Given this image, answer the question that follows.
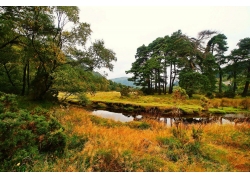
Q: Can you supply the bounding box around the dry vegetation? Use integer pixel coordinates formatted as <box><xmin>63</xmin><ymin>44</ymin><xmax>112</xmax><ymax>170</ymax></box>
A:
<box><xmin>31</xmin><ymin>106</ymin><xmax>250</xmax><ymax>172</ymax></box>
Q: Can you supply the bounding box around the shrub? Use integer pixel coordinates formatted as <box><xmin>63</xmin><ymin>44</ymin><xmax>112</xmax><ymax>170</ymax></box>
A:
<box><xmin>139</xmin><ymin>155</ymin><xmax>165</xmax><ymax>172</ymax></box>
<box><xmin>126</xmin><ymin>121</ymin><xmax>151</xmax><ymax>130</ymax></box>
<box><xmin>184</xmin><ymin>141</ymin><xmax>201</xmax><ymax>156</ymax></box>
<box><xmin>156</xmin><ymin>136</ymin><xmax>182</xmax><ymax>150</ymax></box>
<box><xmin>0</xmin><ymin>102</ymin><xmax>4</xmax><ymax>114</ymax></box>
<box><xmin>40</xmin><ymin>130</ymin><xmax>66</xmax><ymax>154</ymax></box>
<box><xmin>77</xmin><ymin>93</ymin><xmax>90</xmax><ymax>106</ymax></box>
<box><xmin>191</xmin><ymin>127</ymin><xmax>203</xmax><ymax>142</ymax></box>
<box><xmin>68</xmin><ymin>134</ymin><xmax>88</xmax><ymax>151</ymax></box>
<box><xmin>206</xmin><ymin>92</ymin><xmax>214</xmax><ymax>99</ymax></box>
<box><xmin>240</xmin><ymin>98</ymin><xmax>250</xmax><ymax>110</ymax></box>
<box><xmin>215</xmin><ymin>92</ymin><xmax>224</xmax><ymax>98</ymax></box>
<box><xmin>200</xmin><ymin>96</ymin><xmax>210</xmax><ymax>111</ymax></box>
<box><xmin>90</xmin><ymin>115</ymin><xmax>122</xmax><ymax>128</ymax></box>
<box><xmin>92</xmin><ymin>149</ymin><xmax>123</xmax><ymax>172</ymax></box>
<box><xmin>0</xmin><ymin>91</ymin><xmax>18</xmax><ymax>112</ymax></box>
<box><xmin>0</xmin><ymin>93</ymin><xmax>67</xmax><ymax>171</ymax></box>
<box><xmin>223</xmin><ymin>90</ymin><xmax>236</xmax><ymax>98</ymax></box>
<box><xmin>120</xmin><ymin>87</ymin><xmax>131</xmax><ymax>97</ymax></box>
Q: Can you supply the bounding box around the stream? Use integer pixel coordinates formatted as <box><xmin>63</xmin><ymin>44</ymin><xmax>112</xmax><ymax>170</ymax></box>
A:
<box><xmin>92</xmin><ymin>109</ymin><xmax>249</xmax><ymax>126</ymax></box>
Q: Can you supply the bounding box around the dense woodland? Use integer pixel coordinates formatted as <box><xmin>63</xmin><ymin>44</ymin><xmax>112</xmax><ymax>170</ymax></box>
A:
<box><xmin>126</xmin><ymin>30</ymin><xmax>250</xmax><ymax>98</ymax></box>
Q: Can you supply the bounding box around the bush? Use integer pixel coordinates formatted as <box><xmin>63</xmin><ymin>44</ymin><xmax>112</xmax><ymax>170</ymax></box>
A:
<box><xmin>200</xmin><ymin>96</ymin><xmax>210</xmax><ymax>111</ymax></box>
<box><xmin>157</xmin><ymin>136</ymin><xmax>182</xmax><ymax>150</ymax></box>
<box><xmin>90</xmin><ymin>115</ymin><xmax>122</xmax><ymax>128</ymax></box>
<box><xmin>139</xmin><ymin>155</ymin><xmax>165</xmax><ymax>172</ymax></box>
<box><xmin>68</xmin><ymin>134</ymin><xmax>88</xmax><ymax>151</ymax></box>
<box><xmin>191</xmin><ymin>127</ymin><xmax>203</xmax><ymax>142</ymax></box>
<box><xmin>0</xmin><ymin>91</ymin><xmax>18</xmax><ymax>112</ymax></box>
<box><xmin>40</xmin><ymin>131</ymin><xmax>66</xmax><ymax>154</ymax></box>
<box><xmin>77</xmin><ymin>93</ymin><xmax>90</xmax><ymax>106</ymax></box>
<box><xmin>184</xmin><ymin>141</ymin><xmax>201</xmax><ymax>156</ymax></box>
<box><xmin>224</xmin><ymin>90</ymin><xmax>236</xmax><ymax>98</ymax></box>
<box><xmin>120</xmin><ymin>87</ymin><xmax>131</xmax><ymax>97</ymax></box>
<box><xmin>0</xmin><ymin>102</ymin><xmax>4</xmax><ymax>114</ymax></box>
<box><xmin>92</xmin><ymin>149</ymin><xmax>123</xmax><ymax>172</ymax></box>
<box><xmin>0</xmin><ymin>92</ymin><xmax>67</xmax><ymax>171</ymax></box>
<box><xmin>215</xmin><ymin>92</ymin><xmax>224</xmax><ymax>98</ymax></box>
<box><xmin>240</xmin><ymin>98</ymin><xmax>250</xmax><ymax>110</ymax></box>
<box><xmin>206</xmin><ymin>92</ymin><xmax>214</xmax><ymax>99</ymax></box>
<box><xmin>126</xmin><ymin>121</ymin><xmax>151</xmax><ymax>130</ymax></box>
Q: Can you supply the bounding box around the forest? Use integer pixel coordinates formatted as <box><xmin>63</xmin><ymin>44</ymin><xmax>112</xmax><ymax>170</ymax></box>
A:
<box><xmin>0</xmin><ymin>6</ymin><xmax>122</xmax><ymax>101</ymax></box>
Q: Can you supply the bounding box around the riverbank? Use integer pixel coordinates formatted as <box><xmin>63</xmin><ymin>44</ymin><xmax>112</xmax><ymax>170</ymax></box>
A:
<box><xmin>32</xmin><ymin>106</ymin><xmax>250</xmax><ymax>172</ymax></box>
<box><xmin>61</xmin><ymin>91</ymin><xmax>250</xmax><ymax>116</ymax></box>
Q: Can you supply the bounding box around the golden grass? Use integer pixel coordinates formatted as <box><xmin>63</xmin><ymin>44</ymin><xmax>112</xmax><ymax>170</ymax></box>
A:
<box><xmin>58</xmin><ymin>91</ymin><xmax>250</xmax><ymax>115</ymax></box>
<box><xmin>89</xmin><ymin>92</ymin><xmax>250</xmax><ymax>115</ymax></box>
<box><xmin>32</xmin><ymin>105</ymin><xmax>250</xmax><ymax>172</ymax></box>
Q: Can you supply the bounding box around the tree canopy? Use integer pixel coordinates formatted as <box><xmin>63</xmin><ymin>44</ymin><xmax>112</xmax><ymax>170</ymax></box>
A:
<box><xmin>0</xmin><ymin>6</ymin><xmax>118</xmax><ymax>100</ymax></box>
<box><xmin>126</xmin><ymin>29</ymin><xmax>250</xmax><ymax>97</ymax></box>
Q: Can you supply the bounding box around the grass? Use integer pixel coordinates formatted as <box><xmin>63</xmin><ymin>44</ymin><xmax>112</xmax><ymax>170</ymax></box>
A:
<box><xmin>8</xmin><ymin>91</ymin><xmax>247</xmax><ymax>172</ymax></box>
<box><xmin>27</xmin><ymin>105</ymin><xmax>250</xmax><ymax>172</ymax></box>
<box><xmin>82</xmin><ymin>91</ymin><xmax>250</xmax><ymax>115</ymax></box>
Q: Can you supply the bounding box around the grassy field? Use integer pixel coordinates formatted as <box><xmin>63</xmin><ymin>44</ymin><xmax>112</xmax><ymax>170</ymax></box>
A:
<box><xmin>2</xmin><ymin>92</ymin><xmax>250</xmax><ymax>172</ymax></box>
<box><xmin>32</xmin><ymin>106</ymin><xmax>250</xmax><ymax>172</ymax></box>
<box><xmin>83</xmin><ymin>91</ymin><xmax>250</xmax><ymax>115</ymax></box>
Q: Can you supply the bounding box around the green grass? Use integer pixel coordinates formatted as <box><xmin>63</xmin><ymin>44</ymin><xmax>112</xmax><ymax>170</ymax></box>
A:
<box><xmin>83</xmin><ymin>91</ymin><xmax>250</xmax><ymax>115</ymax></box>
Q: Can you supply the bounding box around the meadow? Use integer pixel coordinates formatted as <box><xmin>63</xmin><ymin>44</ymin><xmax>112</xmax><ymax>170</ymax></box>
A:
<box><xmin>84</xmin><ymin>91</ymin><xmax>250</xmax><ymax>115</ymax></box>
<box><xmin>1</xmin><ymin>91</ymin><xmax>250</xmax><ymax>172</ymax></box>
<box><xmin>33</xmin><ymin>106</ymin><xmax>250</xmax><ymax>172</ymax></box>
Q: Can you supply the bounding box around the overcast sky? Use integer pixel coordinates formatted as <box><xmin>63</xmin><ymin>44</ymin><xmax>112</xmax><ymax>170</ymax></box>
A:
<box><xmin>76</xmin><ymin>3</ymin><xmax>250</xmax><ymax>80</ymax></box>
<box><xmin>10</xmin><ymin>1</ymin><xmax>250</xmax><ymax>80</ymax></box>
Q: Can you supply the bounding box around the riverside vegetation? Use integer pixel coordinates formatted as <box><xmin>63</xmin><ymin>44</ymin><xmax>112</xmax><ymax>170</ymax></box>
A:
<box><xmin>1</xmin><ymin>91</ymin><xmax>250</xmax><ymax>172</ymax></box>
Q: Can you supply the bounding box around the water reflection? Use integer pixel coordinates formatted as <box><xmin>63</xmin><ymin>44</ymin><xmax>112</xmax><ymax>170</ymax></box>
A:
<box><xmin>92</xmin><ymin>110</ymin><xmax>133</xmax><ymax>122</ymax></box>
<box><xmin>92</xmin><ymin>109</ymin><xmax>248</xmax><ymax>125</ymax></box>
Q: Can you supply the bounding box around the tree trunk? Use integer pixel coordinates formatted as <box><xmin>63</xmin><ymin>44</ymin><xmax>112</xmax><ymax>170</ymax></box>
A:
<box><xmin>27</xmin><ymin>60</ymin><xmax>30</xmax><ymax>94</ymax></box>
<box><xmin>158</xmin><ymin>69</ymin><xmax>161</xmax><ymax>95</ymax></box>
<box><xmin>168</xmin><ymin>62</ymin><xmax>173</xmax><ymax>94</ymax></box>
<box><xmin>3</xmin><ymin>64</ymin><xmax>15</xmax><ymax>87</ymax></box>
<box><xmin>154</xmin><ymin>70</ymin><xmax>157</xmax><ymax>93</ymax></box>
<box><xmin>147</xmin><ymin>76</ymin><xmax>151</xmax><ymax>94</ymax></box>
<box><xmin>232</xmin><ymin>71</ymin><xmax>237</xmax><ymax>94</ymax></box>
<box><xmin>164</xmin><ymin>66</ymin><xmax>167</xmax><ymax>95</ymax></box>
<box><xmin>21</xmin><ymin>63</ymin><xmax>27</xmax><ymax>96</ymax></box>
<box><xmin>242</xmin><ymin>63</ymin><xmax>250</xmax><ymax>97</ymax></box>
<box><xmin>218</xmin><ymin>67</ymin><xmax>222</xmax><ymax>93</ymax></box>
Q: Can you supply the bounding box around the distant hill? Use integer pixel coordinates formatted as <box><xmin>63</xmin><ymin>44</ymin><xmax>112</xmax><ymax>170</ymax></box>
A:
<box><xmin>110</xmin><ymin>77</ymin><xmax>137</xmax><ymax>87</ymax></box>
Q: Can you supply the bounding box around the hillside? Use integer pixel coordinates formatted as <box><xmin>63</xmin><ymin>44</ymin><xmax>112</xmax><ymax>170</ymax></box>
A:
<box><xmin>110</xmin><ymin>77</ymin><xmax>137</xmax><ymax>87</ymax></box>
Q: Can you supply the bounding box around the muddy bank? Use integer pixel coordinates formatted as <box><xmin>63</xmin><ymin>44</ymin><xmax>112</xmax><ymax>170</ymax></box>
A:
<box><xmin>85</xmin><ymin>100</ymin><xmax>183</xmax><ymax>116</ymax></box>
<box><xmin>68</xmin><ymin>99</ymin><xmax>245</xmax><ymax>116</ymax></box>
<box><xmin>67</xmin><ymin>100</ymin><xmax>250</xmax><ymax>124</ymax></box>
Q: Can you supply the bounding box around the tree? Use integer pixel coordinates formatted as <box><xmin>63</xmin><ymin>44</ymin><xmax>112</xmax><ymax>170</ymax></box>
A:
<box><xmin>236</xmin><ymin>38</ymin><xmax>250</xmax><ymax>97</ymax></box>
<box><xmin>226</xmin><ymin>38</ymin><xmax>250</xmax><ymax>97</ymax></box>
<box><xmin>205</xmin><ymin>34</ymin><xmax>228</xmax><ymax>94</ymax></box>
<box><xmin>0</xmin><ymin>6</ymin><xmax>117</xmax><ymax>100</ymax></box>
<box><xmin>179</xmin><ymin>69</ymin><xmax>210</xmax><ymax>97</ymax></box>
<box><xmin>126</xmin><ymin>45</ymin><xmax>152</xmax><ymax>94</ymax></box>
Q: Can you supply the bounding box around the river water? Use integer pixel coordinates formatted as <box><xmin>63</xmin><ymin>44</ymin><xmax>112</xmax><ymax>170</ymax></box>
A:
<box><xmin>92</xmin><ymin>109</ymin><xmax>244</xmax><ymax>125</ymax></box>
